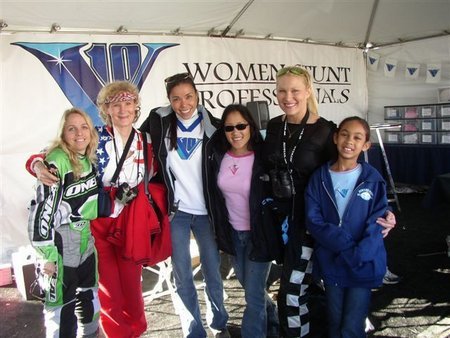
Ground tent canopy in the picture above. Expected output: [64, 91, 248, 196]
[1, 1, 449, 264]
[1, 0, 449, 49]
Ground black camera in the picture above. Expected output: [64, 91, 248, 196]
[116, 182, 138, 205]
[270, 168, 293, 199]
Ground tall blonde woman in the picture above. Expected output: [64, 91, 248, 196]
[263, 66, 396, 338]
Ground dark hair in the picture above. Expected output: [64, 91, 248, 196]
[218, 104, 262, 153]
[337, 116, 370, 141]
[165, 72, 197, 98]
[165, 72, 199, 150]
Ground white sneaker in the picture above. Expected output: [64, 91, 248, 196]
[212, 328, 231, 338]
[383, 269, 402, 285]
[365, 318, 375, 333]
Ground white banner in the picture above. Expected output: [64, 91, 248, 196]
[0, 33, 367, 261]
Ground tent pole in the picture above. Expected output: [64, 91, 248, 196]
[221, 0, 255, 37]
[373, 32, 450, 48]
[363, 0, 379, 48]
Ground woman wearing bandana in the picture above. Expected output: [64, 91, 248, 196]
[27, 81, 169, 338]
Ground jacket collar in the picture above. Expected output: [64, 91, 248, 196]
[156, 104, 216, 138]
[323, 161, 382, 183]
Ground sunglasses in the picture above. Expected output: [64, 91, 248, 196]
[224, 123, 249, 132]
[164, 72, 193, 85]
[276, 66, 307, 78]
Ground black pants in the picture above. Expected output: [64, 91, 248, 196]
[44, 252, 99, 338]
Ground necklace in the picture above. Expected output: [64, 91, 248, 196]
[112, 130, 140, 186]
[120, 154, 136, 183]
[287, 123, 300, 138]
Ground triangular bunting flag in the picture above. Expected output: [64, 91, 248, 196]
[367, 52, 380, 72]
[405, 63, 420, 80]
[426, 63, 441, 83]
[384, 58, 397, 78]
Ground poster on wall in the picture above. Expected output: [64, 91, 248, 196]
[0, 33, 366, 260]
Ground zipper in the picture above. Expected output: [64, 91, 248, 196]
[204, 136, 215, 225]
[322, 180, 341, 225]
[322, 178, 365, 227]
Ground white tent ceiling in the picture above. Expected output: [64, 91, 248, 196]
[1, 0, 449, 264]
[1, 0, 449, 49]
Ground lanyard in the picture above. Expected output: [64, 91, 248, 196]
[282, 111, 310, 167]
[281, 110, 310, 195]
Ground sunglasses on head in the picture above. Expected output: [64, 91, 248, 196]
[164, 72, 193, 85]
[224, 123, 249, 132]
[276, 66, 307, 78]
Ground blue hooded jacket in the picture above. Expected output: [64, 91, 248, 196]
[305, 161, 388, 288]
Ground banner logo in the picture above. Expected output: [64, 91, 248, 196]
[12, 42, 178, 124]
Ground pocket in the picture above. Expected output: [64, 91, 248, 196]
[97, 187, 113, 218]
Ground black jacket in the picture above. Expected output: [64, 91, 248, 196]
[263, 115, 337, 227]
[140, 105, 220, 216]
[206, 130, 283, 262]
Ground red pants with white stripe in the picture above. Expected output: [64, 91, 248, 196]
[91, 217, 147, 338]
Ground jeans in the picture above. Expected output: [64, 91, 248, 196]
[230, 229, 277, 338]
[325, 285, 372, 338]
[170, 211, 228, 338]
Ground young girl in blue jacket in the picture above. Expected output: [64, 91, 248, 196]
[305, 116, 388, 338]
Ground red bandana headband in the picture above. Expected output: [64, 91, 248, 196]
[104, 91, 136, 104]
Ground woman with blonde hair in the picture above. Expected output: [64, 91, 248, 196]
[264, 66, 396, 337]
[28, 108, 100, 338]
[27, 81, 170, 338]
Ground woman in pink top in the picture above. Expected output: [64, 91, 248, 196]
[206, 104, 279, 338]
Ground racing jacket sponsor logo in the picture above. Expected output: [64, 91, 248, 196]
[65, 177, 97, 198]
[47, 275, 58, 302]
[71, 220, 88, 231]
[39, 186, 58, 238]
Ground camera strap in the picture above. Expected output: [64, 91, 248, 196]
[281, 110, 310, 195]
[141, 131, 155, 206]
[111, 128, 136, 187]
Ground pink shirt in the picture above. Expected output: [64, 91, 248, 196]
[217, 151, 254, 231]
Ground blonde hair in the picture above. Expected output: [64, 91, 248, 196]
[47, 108, 98, 179]
[96, 81, 141, 125]
[276, 66, 319, 116]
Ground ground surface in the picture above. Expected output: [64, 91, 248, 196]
[1, 193, 449, 338]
